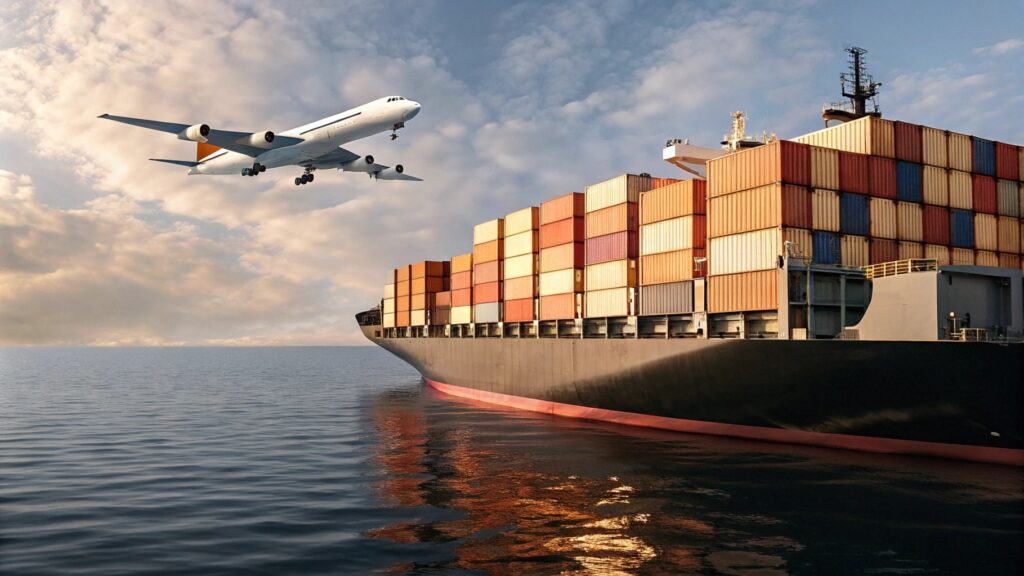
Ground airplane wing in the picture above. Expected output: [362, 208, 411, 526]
[98, 114, 304, 157]
[307, 146, 422, 181]
[149, 158, 199, 167]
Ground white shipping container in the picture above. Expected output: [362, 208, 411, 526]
[585, 259, 637, 291]
[474, 302, 501, 323]
[640, 216, 698, 255]
[451, 305, 472, 325]
[585, 287, 633, 317]
[504, 229, 539, 257]
[504, 253, 538, 279]
[585, 174, 650, 213]
[504, 206, 539, 236]
[473, 218, 504, 245]
[539, 268, 584, 296]
[840, 235, 869, 267]
[383, 312, 395, 328]
[708, 228, 781, 276]
[383, 298, 395, 314]
[384, 283, 395, 299]
[411, 310, 426, 326]
[869, 198, 898, 239]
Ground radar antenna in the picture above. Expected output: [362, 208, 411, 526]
[822, 46, 882, 126]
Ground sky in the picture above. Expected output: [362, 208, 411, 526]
[0, 0, 1022, 346]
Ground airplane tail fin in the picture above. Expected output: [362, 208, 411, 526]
[196, 142, 221, 161]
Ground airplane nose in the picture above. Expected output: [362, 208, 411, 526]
[404, 101, 421, 120]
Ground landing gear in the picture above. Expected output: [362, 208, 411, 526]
[390, 121, 405, 141]
[243, 162, 266, 177]
[390, 132, 398, 141]
[294, 167, 315, 186]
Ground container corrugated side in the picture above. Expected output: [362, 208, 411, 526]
[997, 179, 1020, 217]
[706, 140, 810, 197]
[838, 151, 870, 194]
[639, 249, 706, 285]
[950, 248, 974, 266]
[472, 282, 501, 305]
[640, 179, 706, 224]
[896, 161, 923, 203]
[539, 293, 579, 320]
[451, 253, 473, 273]
[585, 231, 638, 264]
[972, 137, 996, 176]
[586, 202, 638, 238]
[540, 192, 585, 225]
[539, 268, 584, 296]
[451, 271, 472, 290]
[975, 250, 999, 267]
[924, 244, 950, 266]
[812, 231, 840, 265]
[972, 175, 997, 214]
[473, 239, 503, 263]
[999, 253, 1021, 269]
[995, 143, 1019, 181]
[922, 206, 950, 246]
[503, 298, 535, 322]
[870, 238, 899, 264]
[473, 218, 504, 245]
[998, 216, 1021, 253]
[708, 270, 778, 313]
[1019, 148, 1024, 182]
[382, 312, 395, 328]
[585, 259, 637, 291]
[812, 189, 840, 232]
[974, 213, 998, 251]
[473, 261, 500, 284]
[949, 170, 973, 210]
[948, 132, 972, 172]
[869, 198, 897, 239]
[410, 309, 426, 326]
[411, 276, 445, 295]
[505, 207, 539, 236]
[1020, 183, 1024, 219]
[640, 215, 704, 255]
[869, 156, 897, 198]
[395, 310, 410, 328]
[810, 146, 840, 190]
[540, 217, 585, 249]
[396, 280, 410, 298]
[708, 228, 781, 276]
[435, 291, 452, 307]
[396, 265, 411, 283]
[707, 183, 811, 237]
[898, 241, 924, 260]
[922, 165, 949, 206]
[504, 230, 539, 258]
[504, 253, 537, 279]
[383, 298, 395, 315]
[841, 235, 869, 267]
[504, 275, 536, 300]
[839, 193, 870, 236]
[893, 121, 923, 163]
[540, 243, 584, 272]
[949, 209, 974, 248]
[782, 227, 814, 260]
[585, 174, 653, 213]
[432, 308, 450, 326]
[584, 287, 633, 318]
[450, 305, 472, 324]
[921, 126, 948, 168]
[411, 261, 445, 279]
[452, 288, 472, 307]
[897, 201, 923, 242]
[473, 302, 501, 323]
[791, 116, 894, 158]
[639, 281, 694, 315]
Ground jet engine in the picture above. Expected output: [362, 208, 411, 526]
[177, 123, 211, 143]
[374, 165, 407, 180]
[339, 155, 376, 172]
[237, 131, 276, 149]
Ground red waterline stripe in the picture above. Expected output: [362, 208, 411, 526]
[425, 378, 1024, 467]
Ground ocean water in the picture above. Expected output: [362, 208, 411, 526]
[1, 347, 1021, 575]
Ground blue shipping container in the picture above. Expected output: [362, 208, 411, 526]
[972, 137, 996, 176]
[813, 231, 840, 265]
[839, 193, 870, 236]
[949, 209, 974, 248]
[896, 161, 922, 202]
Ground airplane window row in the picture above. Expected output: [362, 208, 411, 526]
[387, 97, 406, 102]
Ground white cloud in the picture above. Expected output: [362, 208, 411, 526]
[973, 38, 1024, 56]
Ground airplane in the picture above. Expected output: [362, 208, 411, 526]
[98, 96, 423, 185]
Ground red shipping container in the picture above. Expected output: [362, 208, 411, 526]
[972, 174, 997, 214]
[539, 293, 578, 320]
[540, 217, 585, 249]
[838, 151, 870, 194]
[585, 231, 638, 265]
[922, 206, 950, 245]
[995, 142, 1020, 181]
[503, 298, 535, 322]
[540, 192, 585, 225]
[473, 261, 500, 284]
[452, 288, 472, 307]
[451, 271, 472, 290]
[472, 281, 501, 304]
[870, 238, 899, 264]
[893, 121, 923, 163]
[435, 291, 452, 307]
[869, 156, 897, 198]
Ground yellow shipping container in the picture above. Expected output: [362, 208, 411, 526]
[791, 115, 895, 158]
[897, 201, 923, 242]
[998, 216, 1021, 253]
[584, 287, 633, 317]
[947, 132, 972, 172]
[869, 197, 898, 239]
[921, 126, 948, 168]
[504, 230, 539, 258]
[585, 259, 637, 291]
[812, 189, 840, 232]
[585, 174, 652, 213]
[922, 165, 949, 206]
[810, 146, 840, 190]
[450, 305, 472, 325]
[539, 268, 584, 296]
[948, 170, 972, 210]
[898, 241, 924, 260]
[924, 244, 950, 266]
[976, 250, 998, 267]
[708, 228, 781, 276]
[639, 249, 706, 285]
[950, 248, 974, 266]
[383, 298, 395, 314]
[384, 283, 395, 299]
[473, 218, 504, 245]
[410, 310, 426, 326]
[504, 206, 539, 236]
[841, 235, 870, 267]
[451, 253, 473, 273]
[504, 253, 538, 279]
[382, 312, 395, 328]
[974, 213, 998, 251]
[640, 216, 701, 255]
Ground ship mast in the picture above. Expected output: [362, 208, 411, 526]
[822, 46, 882, 126]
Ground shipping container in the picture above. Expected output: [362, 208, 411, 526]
[838, 151, 870, 194]
[410, 292, 429, 312]
[473, 260, 500, 284]
[396, 294, 410, 312]
[410, 309, 426, 326]
[395, 310, 410, 328]
[950, 248, 974, 266]
[504, 229, 539, 257]
[893, 121, 923, 163]
[972, 137, 996, 176]
[869, 197, 898, 239]
[473, 218, 504, 245]
[473, 239, 503, 263]
[504, 252, 538, 279]
[585, 259, 637, 291]
[639, 281, 694, 315]
[505, 207, 539, 236]
[539, 217, 585, 249]
[474, 302, 501, 323]
[435, 291, 452, 307]
[451, 253, 473, 274]
[971, 174, 997, 214]
[396, 280, 410, 298]
[921, 126, 948, 168]
[706, 140, 811, 197]
[1020, 147, 1024, 182]
[411, 276, 445, 295]
[384, 269, 396, 284]
[839, 193, 870, 235]
[791, 115, 895, 158]
[396, 265, 410, 283]
[382, 312, 395, 328]
[1020, 183, 1024, 217]
[707, 183, 811, 237]
[897, 201, 923, 242]
[504, 275, 536, 300]
[383, 298, 395, 314]
[584, 287, 633, 318]
[974, 213, 998, 251]
[810, 146, 840, 190]
[1000, 253, 1021, 269]
[948, 132, 972, 172]
[503, 298, 534, 322]
[585, 231, 638, 264]
[586, 202, 639, 238]
[995, 142, 1019, 181]
[898, 241, 924, 260]
[473, 281, 501, 304]
[997, 179, 1020, 217]
[539, 268, 584, 296]
[924, 244, 950, 266]
[640, 249, 707, 285]
[451, 270, 472, 290]
[976, 250, 998, 267]
[411, 261, 445, 279]
[452, 288, 472, 307]
[432, 308, 450, 326]
[868, 156, 897, 198]
[539, 242, 584, 272]
[922, 206, 950, 246]
[949, 209, 975, 248]
[708, 270, 779, 313]
[585, 173, 653, 212]
[869, 238, 899, 264]
[948, 170, 973, 210]
[812, 188, 840, 232]
[384, 283, 395, 299]
[922, 165, 949, 206]
[780, 227, 814, 260]
[841, 235, 870, 267]
[651, 177, 682, 188]
[640, 179, 706, 224]
[451, 305, 472, 325]
[812, 231, 840, 265]
[640, 215, 705, 255]
[709, 228, 782, 275]
[540, 192, 585, 225]
[998, 216, 1021, 254]
[896, 161, 923, 203]
[539, 293, 579, 320]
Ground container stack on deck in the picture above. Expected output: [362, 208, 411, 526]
[410, 261, 448, 327]
[450, 252, 473, 325]
[503, 207, 540, 322]
[395, 265, 411, 328]
[538, 193, 586, 320]
[473, 218, 505, 323]
[638, 180, 708, 315]
[382, 269, 396, 328]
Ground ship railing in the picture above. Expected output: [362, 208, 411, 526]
[862, 259, 937, 279]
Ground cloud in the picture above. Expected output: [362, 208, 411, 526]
[973, 38, 1024, 56]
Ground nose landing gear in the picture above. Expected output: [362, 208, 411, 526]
[390, 121, 405, 141]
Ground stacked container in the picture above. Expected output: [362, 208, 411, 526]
[395, 265, 411, 327]
[539, 192, 585, 320]
[382, 269, 396, 328]
[503, 207, 540, 322]
[638, 179, 707, 315]
[410, 261, 448, 326]
[472, 218, 504, 323]
[450, 252, 473, 324]
[584, 174, 652, 317]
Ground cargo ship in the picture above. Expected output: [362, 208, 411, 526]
[358, 49, 1024, 466]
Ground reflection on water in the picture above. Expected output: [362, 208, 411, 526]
[367, 384, 1023, 575]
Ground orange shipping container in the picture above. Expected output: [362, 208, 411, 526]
[869, 197, 898, 239]
[950, 248, 974, 266]
[451, 253, 473, 273]
[924, 244, 950, 266]
[922, 165, 949, 206]
[812, 189, 840, 232]
[396, 294, 410, 312]
[976, 250, 998, 267]
[921, 126, 948, 168]
[708, 270, 778, 313]
[411, 276, 445, 295]
[473, 261, 501, 284]
[998, 216, 1021, 253]
[411, 261, 445, 279]
[586, 202, 638, 238]
[707, 183, 811, 237]
[947, 132, 972, 172]
[841, 235, 870, 267]
[395, 310, 410, 328]
[539, 293, 579, 320]
[539, 217, 585, 248]
[897, 201, 923, 242]
[539, 242, 584, 272]
[999, 253, 1021, 269]
[451, 271, 472, 290]
[640, 249, 706, 285]
[707, 140, 811, 197]
[948, 170, 972, 210]
[974, 214, 998, 251]
[396, 280, 410, 297]
[410, 293, 436, 311]
[451, 288, 472, 307]
[540, 192, 585, 225]
[473, 239, 503, 263]
[898, 241, 924, 260]
[792, 115, 895, 158]
[472, 281, 501, 304]
[640, 179, 707, 224]
[810, 146, 840, 190]
[504, 275, 537, 300]
[503, 298, 535, 322]
[396, 265, 411, 282]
